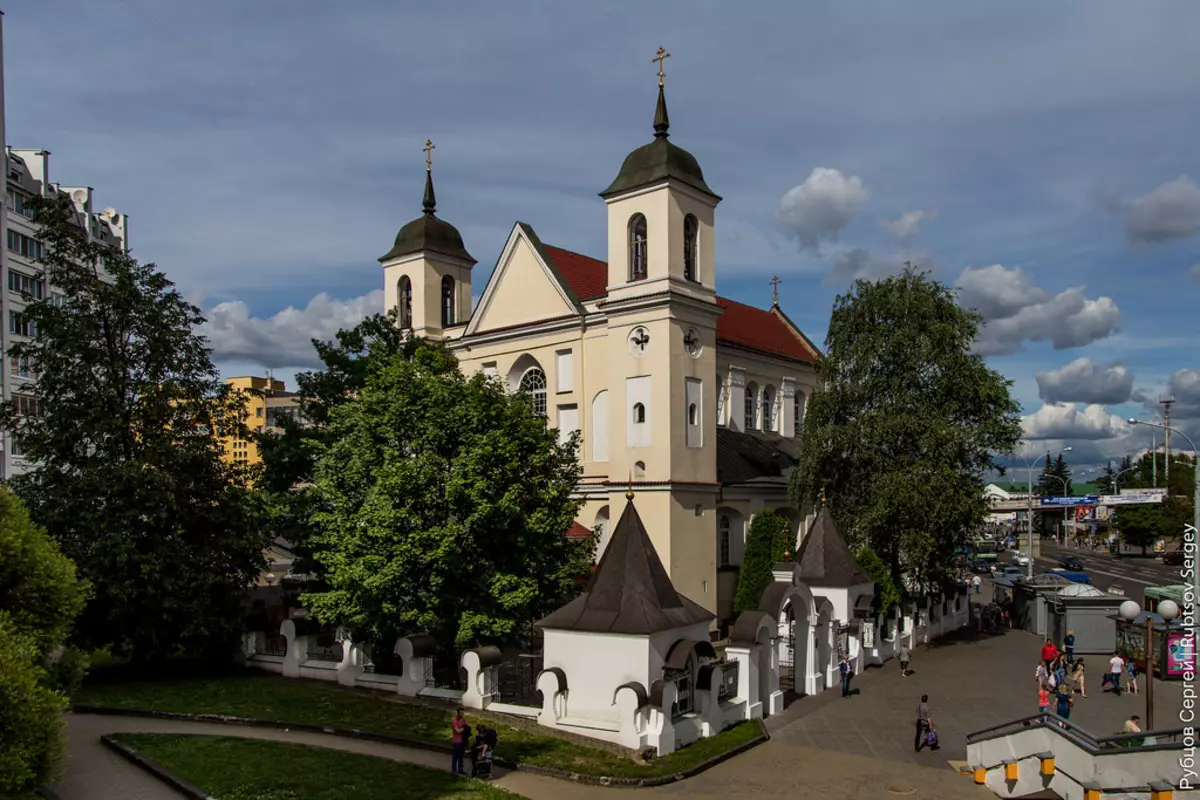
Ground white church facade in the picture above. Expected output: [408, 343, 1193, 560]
[377, 72, 820, 627]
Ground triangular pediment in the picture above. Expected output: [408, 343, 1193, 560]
[467, 222, 582, 335]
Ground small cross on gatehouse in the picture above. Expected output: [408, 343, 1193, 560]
[423, 139, 435, 172]
[652, 47, 671, 88]
[770, 275, 782, 306]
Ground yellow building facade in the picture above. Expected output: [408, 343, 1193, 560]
[378, 80, 820, 626]
[221, 376, 295, 466]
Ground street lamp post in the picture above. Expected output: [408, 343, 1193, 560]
[1019, 447, 1073, 580]
[1118, 598, 1180, 731]
[1128, 420, 1200, 610]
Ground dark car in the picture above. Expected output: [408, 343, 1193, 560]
[1058, 555, 1084, 570]
[994, 541, 1008, 553]
[1163, 550, 1186, 566]
[971, 559, 991, 573]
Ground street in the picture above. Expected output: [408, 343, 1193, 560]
[984, 539, 1185, 601]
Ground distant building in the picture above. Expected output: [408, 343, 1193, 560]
[221, 376, 299, 466]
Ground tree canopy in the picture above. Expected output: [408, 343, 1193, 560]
[1035, 453, 1074, 536]
[0, 194, 269, 664]
[789, 266, 1023, 590]
[1113, 452, 1196, 553]
[733, 510, 790, 614]
[300, 337, 592, 654]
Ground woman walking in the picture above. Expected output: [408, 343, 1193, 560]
[1072, 659, 1087, 698]
[1128, 660, 1140, 695]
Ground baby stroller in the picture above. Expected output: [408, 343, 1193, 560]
[471, 726, 498, 779]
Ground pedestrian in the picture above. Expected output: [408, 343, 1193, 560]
[450, 708, 469, 775]
[1053, 655, 1067, 689]
[1127, 660, 1139, 695]
[1055, 682, 1073, 723]
[899, 642, 911, 677]
[1038, 685, 1050, 715]
[915, 694, 933, 752]
[1072, 658, 1087, 698]
[1041, 638, 1059, 670]
[1107, 651, 1125, 696]
[1035, 661, 1049, 689]
[839, 654, 854, 698]
[1064, 630, 1076, 664]
[972, 574, 982, 595]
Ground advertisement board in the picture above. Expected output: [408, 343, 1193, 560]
[1099, 492, 1165, 505]
[1166, 632, 1195, 677]
[1040, 495, 1099, 507]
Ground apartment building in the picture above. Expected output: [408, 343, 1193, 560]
[222, 376, 300, 466]
[1, 147, 129, 478]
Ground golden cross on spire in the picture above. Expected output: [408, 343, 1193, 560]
[652, 47, 671, 87]
[626, 472, 635, 501]
[423, 139, 435, 173]
[770, 275, 782, 306]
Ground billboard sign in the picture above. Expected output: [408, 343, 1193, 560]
[1120, 488, 1166, 496]
[1040, 495, 1099, 507]
[1099, 492, 1165, 505]
[1166, 632, 1196, 676]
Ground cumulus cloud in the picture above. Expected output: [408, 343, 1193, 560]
[1165, 368, 1200, 421]
[200, 290, 383, 369]
[1022, 403, 1130, 442]
[880, 210, 936, 244]
[954, 265, 1121, 356]
[1035, 358, 1133, 405]
[775, 168, 869, 251]
[1122, 176, 1200, 243]
[823, 247, 935, 286]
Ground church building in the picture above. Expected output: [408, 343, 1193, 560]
[377, 55, 821, 626]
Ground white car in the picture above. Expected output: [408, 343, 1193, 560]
[1013, 553, 1031, 567]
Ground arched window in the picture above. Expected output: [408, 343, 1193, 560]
[718, 515, 731, 567]
[794, 390, 806, 437]
[688, 403, 698, 426]
[519, 367, 547, 417]
[632, 402, 646, 424]
[762, 386, 776, 432]
[634, 460, 646, 478]
[744, 382, 758, 430]
[628, 214, 648, 281]
[398, 276, 413, 329]
[683, 214, 698, 282]
[441, 275, 455, 326]
[715, 377, 726, 426]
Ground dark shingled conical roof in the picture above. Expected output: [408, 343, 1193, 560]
[537, 500, 714, 635]
[379, 171, 475, 264]
[599, 85, 719, 201]
[793, 506, 872, 587]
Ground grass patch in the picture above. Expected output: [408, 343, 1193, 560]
[78, 675, 761, 778]
[113, 734, 515, 799]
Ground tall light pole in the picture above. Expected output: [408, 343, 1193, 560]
[1019, 447, 1074, 580]
[1129, 420, 1199, 606]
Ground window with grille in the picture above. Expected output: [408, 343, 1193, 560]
[683, 214, 698, 281]
[718, 516, 731, 566]
[8, 270, 44, 299]
[744, 383, 758, 430]
[628, 214, 648, 281]
[397, 276, 413, 328]
[441, 275, 455, 326]
[519, 368, 547, 417]
[762, 386, 775, 432]
[6, 230, 43, 260]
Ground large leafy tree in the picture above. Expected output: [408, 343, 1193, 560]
[733, 510, 790, 614]
[301, 338, 592, 654]
[790, 266, 1023, 590]
[0, 488, 88, 793]
[1113, 453, 1195, 553]
[0, 194, 269, 665]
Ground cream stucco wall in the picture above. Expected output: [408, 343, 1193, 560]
[473, 235, 577, 332]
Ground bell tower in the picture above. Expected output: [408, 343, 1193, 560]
[380, 140, 476, 338]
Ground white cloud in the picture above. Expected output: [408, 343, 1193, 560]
[880, 209, 936, 243]
[823, 247, 935, 286]
[954, 265, 1121, 356]
[1123, 176, 1200, 243]
[1165, 368, 1200, 421]
[199, 290, 383, 369]
[1035, 358, 1133, 405]
[775, 168, 869, 251]
[1022, 403, 1130, 441]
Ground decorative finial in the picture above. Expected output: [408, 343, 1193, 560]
[770, 276, 782, 307]
[652, 47, 671, 88]
[626, 472, 635, 501]
[423, 139, 435, 173]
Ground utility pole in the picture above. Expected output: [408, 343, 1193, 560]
[1161, 395, 1174, 491]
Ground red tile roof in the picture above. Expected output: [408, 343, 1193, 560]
[566, 521, 593, 538]
[540, 246, 817, 363]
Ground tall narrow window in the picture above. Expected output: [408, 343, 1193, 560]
[688, 403, 698, 426]
[441, 275, 455, 326]
[683, 214, 698, 282]
[762, 386, 776, 432]
[715, 377, 726, 426]
[745, 382, 758, 431]
[718, 515, 731, 567]
[398, 276, 413, 329]
[632, 402, 646, 424]
[519, 367, 547, 417]
[794, 391, 806, 437]
[628, 214, 648, 281]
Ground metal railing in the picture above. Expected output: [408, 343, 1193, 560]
[966, 712, 1186, 755]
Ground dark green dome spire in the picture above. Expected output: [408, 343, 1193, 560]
[379, 141, 475, 264]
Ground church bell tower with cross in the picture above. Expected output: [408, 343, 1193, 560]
[596, 49, 724, 612]
[380, 139, 476, 339]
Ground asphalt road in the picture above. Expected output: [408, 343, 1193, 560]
[991, 540, 1187, 599]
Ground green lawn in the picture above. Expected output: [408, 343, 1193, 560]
[113, 734, 516, 799]
[78, 674, 761, 779]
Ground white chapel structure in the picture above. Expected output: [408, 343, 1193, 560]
[377, 64, 821, 627]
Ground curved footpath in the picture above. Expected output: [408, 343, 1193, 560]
[57, 712, 990, 800]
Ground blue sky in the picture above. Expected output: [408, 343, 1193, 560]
[7, 1, 1199, 475]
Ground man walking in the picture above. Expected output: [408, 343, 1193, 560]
[1063, 630, 1076, 665]
[915, 694, 933, 752]
[898, 642, 911, 677]
[1041, 638, 1059, 670]
[839, 654, 854, 698]
[1107, 651, 1124, 696]
[972, 573, 982, 594]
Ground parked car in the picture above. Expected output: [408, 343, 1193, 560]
[971, 559, 992, 573]
[1013, 553, 1031, 567]
[994, 565, 1024, 581]
[1163, 550, 1186, 566]
[1058, 555, 1084, 570]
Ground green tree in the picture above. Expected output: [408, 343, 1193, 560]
[0, 194, 269, 665]
[301, 339, 592, 654]
[855, 547, 900, 615]
[1035, 453, 1073, 537]
[0, 488, 88, 793]
[1114, 453, 1195, 553]
[1098, 461, 1118, 495]
[733, 510, 789, 613]
[790, 267, 1022, 590]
